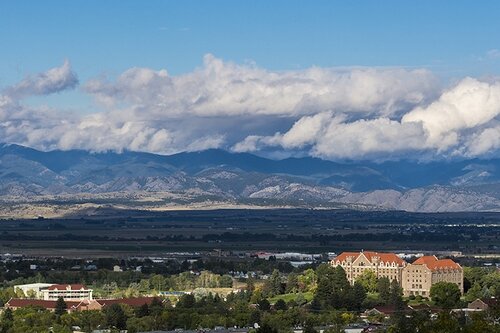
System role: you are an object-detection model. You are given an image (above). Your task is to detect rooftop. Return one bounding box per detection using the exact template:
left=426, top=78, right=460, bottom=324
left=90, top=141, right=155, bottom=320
left=412, top=256, right=461, bottom=271
left=335, top=251, right=406, bottom=266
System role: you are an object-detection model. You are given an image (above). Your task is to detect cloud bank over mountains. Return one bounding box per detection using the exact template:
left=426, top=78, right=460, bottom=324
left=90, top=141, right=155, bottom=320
left=1, top=55, right=500, bottom=160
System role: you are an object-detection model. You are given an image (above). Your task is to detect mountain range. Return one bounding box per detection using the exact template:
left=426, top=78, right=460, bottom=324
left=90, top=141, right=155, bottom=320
left=1, top=143, right=500, bottom=212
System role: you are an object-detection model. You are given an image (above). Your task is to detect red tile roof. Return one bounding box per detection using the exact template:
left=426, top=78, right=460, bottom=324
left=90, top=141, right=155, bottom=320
left=96, top=297, right=160, bottom=307
left=413, top=256, right=461, bottom=271
left=46, top=284, right=88, bottom=291
left=335, top=251, right=406, bottom=266
left=6, top=298, right=83, bottom=310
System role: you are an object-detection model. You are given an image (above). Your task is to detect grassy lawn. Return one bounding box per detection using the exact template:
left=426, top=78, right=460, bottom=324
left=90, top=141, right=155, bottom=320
left=268, top=291, right=314, bottom=304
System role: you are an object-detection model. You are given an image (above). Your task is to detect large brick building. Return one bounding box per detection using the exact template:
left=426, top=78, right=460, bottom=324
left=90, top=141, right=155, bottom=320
left=331, top=252, right=463, bottom=298
left=401, top=255, right=463, bottom=297
left=331, top=251, right=407, bottom=284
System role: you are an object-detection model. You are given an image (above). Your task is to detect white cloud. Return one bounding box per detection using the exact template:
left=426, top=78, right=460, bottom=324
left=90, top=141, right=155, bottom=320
left=235, top=78, right=500, bottom=159
left=84, top=54, right=439, bottom=118
left=6, top=60, right=78, bottom=98
left=402, top=77, right=500, bottom=150
left=466, top=125, right=500, bottom=156
left=2, top=56, right=500, bottom=160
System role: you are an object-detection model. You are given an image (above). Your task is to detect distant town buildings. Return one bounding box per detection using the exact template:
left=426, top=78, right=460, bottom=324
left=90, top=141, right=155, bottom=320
left=331, top=251, right=463, bottom=296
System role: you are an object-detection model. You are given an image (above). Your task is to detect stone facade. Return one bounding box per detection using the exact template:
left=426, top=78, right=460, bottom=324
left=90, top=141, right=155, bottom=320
left=401, top=255, right=463, bottom=297
left=330, top=251, right=406, bottom=284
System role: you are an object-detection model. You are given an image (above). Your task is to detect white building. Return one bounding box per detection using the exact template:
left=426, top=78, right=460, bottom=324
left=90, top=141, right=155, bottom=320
left=41, top=284, right=93, bottom=301
left=14, top=283, right=93, bottom=301
left=14, top=283, right=54, bottom=298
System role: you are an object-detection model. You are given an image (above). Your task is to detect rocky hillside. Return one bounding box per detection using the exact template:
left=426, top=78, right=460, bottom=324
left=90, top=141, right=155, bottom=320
left=1, top=143, right=500, bottom=212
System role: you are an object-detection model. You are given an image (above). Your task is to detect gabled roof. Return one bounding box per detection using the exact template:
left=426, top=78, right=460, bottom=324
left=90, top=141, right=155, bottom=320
left=96, top=297, right=160, bottom=307
left=335, top=251, right=406, bottom=266
left=470, top=298, right=498, bottom=307
left=412, top=256, right=461, bottom=271
left=365, top=305, right=411, bottom=315
left=46, top=284, right=88, bottom=291
left=5, top=298, right=83, bottom=310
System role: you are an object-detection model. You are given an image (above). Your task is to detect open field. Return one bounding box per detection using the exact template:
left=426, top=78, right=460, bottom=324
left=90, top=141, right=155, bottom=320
left=0, top=209, right=498, bottom=258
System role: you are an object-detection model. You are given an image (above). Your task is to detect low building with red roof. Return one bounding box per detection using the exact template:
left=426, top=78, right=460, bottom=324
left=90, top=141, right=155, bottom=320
left=4, top=298, right=101, bottom=312
left=402, top=255, right=463, bottom=297
left=4, top=297, right=163, bottom=312
left=95, top=297, right=161, bottom=308
left=331, top=251, right=407, bottom=285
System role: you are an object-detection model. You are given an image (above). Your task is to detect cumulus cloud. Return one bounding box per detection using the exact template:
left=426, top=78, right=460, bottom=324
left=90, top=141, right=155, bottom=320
left=84, top=54, right=439, bottom=118
left=2, top=56, right=500, bottom=160
left=235, top=78, right=500, bottom=159
left=402, top=78, right=500, bottom=150
left=6, top=60, right=78, bottom=98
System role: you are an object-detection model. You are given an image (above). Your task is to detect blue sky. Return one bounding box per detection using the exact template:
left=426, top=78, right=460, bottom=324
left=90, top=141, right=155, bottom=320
left=1, top=1, right=499, bottom=82
left=0, top=1, right=500, bottom=159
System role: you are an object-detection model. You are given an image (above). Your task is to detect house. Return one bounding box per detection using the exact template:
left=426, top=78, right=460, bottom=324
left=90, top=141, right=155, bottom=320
left=42, top=284, right=93, bottom=301
left=402, top=256, right=463, bottom=297
left=331, top=251, right=406, bottom=284
left=468, top=298, right=498, bottom=311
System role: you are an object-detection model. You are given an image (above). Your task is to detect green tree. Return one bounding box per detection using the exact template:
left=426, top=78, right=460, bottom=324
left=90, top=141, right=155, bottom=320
left=177, top=293, right=196, bottom=308
left=258, top=298, right=271, bottom=311
left=286, top=272, right=299, bottom=293
left=263, top=269, right=283, bottom=297
left=465, top=282, right=483, bottom=302
left=0, top=308, right=13, bottom=333
left=55, top=297, right=67, bottom=316
left=104, top=303, right=128, bottom=330
left=219, top=275, right=233, bottom=288
left=352, top=281, right=367, bottom=310
left=274, top=299, right=287, bottom=311
left=429, top=312, right=460, bottom=333
left=430, top=282, right=461, bottom=309
left=356, top=270, right=378, bottom=293
left=256, top=323, right=278, bottom=333
left=377, top=277, right=391, bottom=303
left=389, top=279, right=404, bottom=309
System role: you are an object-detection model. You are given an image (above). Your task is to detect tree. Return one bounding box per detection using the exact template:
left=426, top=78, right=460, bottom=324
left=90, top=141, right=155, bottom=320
left=356, top=270, right=378, bottom=293
left=263, top=269, right=283, bottom=297
left=303, top=322, right=318, bottom=333
left=246, top=277, right=255, bottom=292
left=286, top=272, right=299, bottom=293
left=150, top=274, right=167, bottom=291
left=352, top=281, right=367, bottom=310
left=258, top=298, right=271, bottom=311
left=55, top=297, right=67, bottom=316
left=256, top=323, right=278, bottom=333
left=389, top=279, right=404, bottom=309
left=219, top=275, right=233, bottom=288
left=136, top=303, right=149, bottom=317
left=377, top=277, right=391, bottom=303
left=0, top=308, right=13, bottom=333
left=465, top=282, right=483, bottom=302
left=274, top=299, right=287, bottom=311
left=430, top=282, right=461, bottom=309
left=177, top=293, right=196, bottom=308
left=105, top=303, right=128, bottom=330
